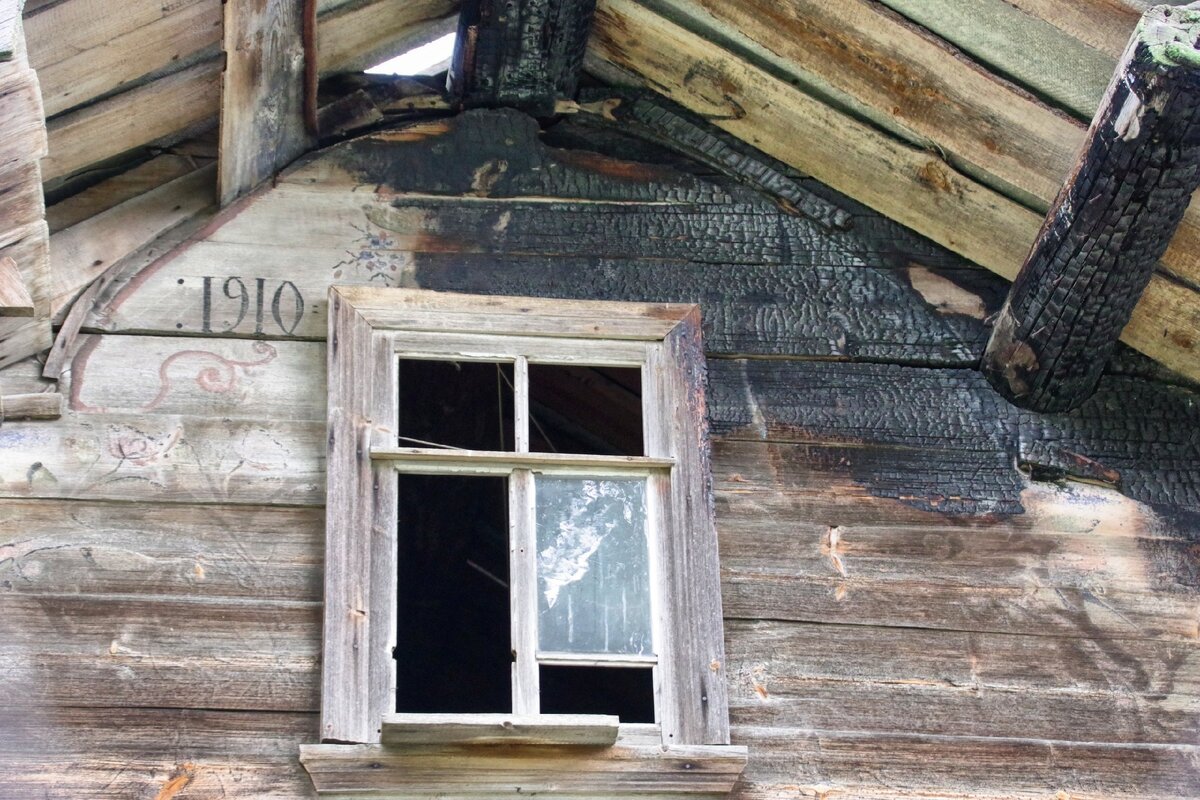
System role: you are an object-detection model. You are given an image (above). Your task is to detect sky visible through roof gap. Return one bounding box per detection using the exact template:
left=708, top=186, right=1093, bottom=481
left=366, top=32, right=456, bottom=76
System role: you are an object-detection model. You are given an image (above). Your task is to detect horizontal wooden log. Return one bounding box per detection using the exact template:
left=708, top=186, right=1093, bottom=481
left=734, top=726, right=1200, bottom=800
left=875, top=0, right=1115, bottom=118
left=0, top=410, right=324, bottom=505
left=49, top=162, right=216, bottom=318
left=0, top=593, right=319, bottom=710
left=1004, top=0, right=1145, bottom=57
left=724, top=620, right=1200, bottom=744
left=46, top=152, right=212, bottom=233
left=0, top=498, right=323, bottom=600
left=708, top=359, right=1200, bottom=512
left=0, top=707, right=316, bottom=799
left=61, top=333, right=326, bottom=420
left=587, top=0, right=1200, bottom=383
left=42, top=57, right=222, bottom=183
left=26, top=0, right=221, bottom=117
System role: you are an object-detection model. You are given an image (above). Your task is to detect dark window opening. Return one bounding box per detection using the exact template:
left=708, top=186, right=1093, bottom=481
left=539, top=665, right=656, bottom=723
left=398, top=359, right=513, bottom=450
left=396, top=474, right=511, bottom=713
left=528, top=365, right=642, bottom=456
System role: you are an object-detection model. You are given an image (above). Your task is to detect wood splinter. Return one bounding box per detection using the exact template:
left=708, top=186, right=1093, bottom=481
left=982, top=3, right=1200, bottom=412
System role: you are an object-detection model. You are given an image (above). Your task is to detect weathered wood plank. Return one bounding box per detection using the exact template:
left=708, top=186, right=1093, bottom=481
left=0, top=410, right=324, bottom=505
left=28, top=0, right=221, bottom=117
left=0, top=707, right=316, bottom=799
left=734, top=726, right=1200, bottom=800
left=713, top=440, right=1200, bottom=642
left=301, top=737, right=747, bottom=796
left=587, top=0, right=1200, bottom=382
left=42, top=57, right=222, bottom=183
left=0, top=162, right=45, bottom=235
left=61, top=333, right=325, bottom=419
left=321, top=288, right=397, bottom=743
left=49, top=162, right=216, bottom=318
left=0, top=0, right=18, bottom=62
left=0, top=498, right=323, bottom=600
left=0, top=66, right=46, bottom=174
left=874, top=0, right=1115, bottom=118
left=219, top=0, right=311, bottom=206
left=46, top=152, right=212, bottom=233
left=381, top=713, right=620, bottom=746
left=646, top=309, right=731, bottom=745
left=725, top=620, right=1200, bottom=744
left=0, top=593, right=319, bottom=710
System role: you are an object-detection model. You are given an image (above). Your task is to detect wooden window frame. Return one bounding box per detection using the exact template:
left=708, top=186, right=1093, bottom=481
left=303, top=286, right=744, bottom=797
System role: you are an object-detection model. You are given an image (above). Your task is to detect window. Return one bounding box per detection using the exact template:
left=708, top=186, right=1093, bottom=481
left=302, top=287, right=745, bottom=797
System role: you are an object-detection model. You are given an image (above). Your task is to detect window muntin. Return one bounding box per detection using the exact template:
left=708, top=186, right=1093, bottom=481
left=385, top=340, right=666, bottom=718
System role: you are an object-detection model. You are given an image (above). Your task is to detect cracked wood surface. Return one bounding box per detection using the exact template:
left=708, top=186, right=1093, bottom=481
left=586, top=0, right=1200, bottom=384
left=1, top=107, right=1198, bottom=798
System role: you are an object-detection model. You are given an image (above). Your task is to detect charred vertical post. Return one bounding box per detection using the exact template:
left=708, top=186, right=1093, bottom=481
left=982, top=4, right=1200, bottom=412
left=448, top=0, right=597, bottom=115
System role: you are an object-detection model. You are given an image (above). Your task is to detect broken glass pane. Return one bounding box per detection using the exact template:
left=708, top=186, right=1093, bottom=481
left=535, top=477, right=652, bottom=656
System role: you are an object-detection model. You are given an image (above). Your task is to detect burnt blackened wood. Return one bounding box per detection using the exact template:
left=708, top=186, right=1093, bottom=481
left=448, top=0, right=596, bottom=115
left=575, top=89, right=852, bottom=230
left=708, top=359, right=1200, bottom=513
left=983, top=4, right=1200, bottom=412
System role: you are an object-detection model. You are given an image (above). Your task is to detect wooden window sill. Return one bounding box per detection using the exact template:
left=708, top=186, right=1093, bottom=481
left=300, top=723, right=748, bottom=798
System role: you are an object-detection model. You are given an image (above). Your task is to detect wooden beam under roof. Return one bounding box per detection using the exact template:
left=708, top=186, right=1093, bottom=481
left=218, top=0, right=313, bottom=206
left=586, top=0, right=1200, bottom=384
left=982, top=3, right=1200, bottom=411
left=449, top=0, right=596, bottom=115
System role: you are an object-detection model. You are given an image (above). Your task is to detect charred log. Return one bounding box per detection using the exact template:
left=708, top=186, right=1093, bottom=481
left=448, top=0, right=596, bottom=115
left=982, top=3, right=1200, bottom=412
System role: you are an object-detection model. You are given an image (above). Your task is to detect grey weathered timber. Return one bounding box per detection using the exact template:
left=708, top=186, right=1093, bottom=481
left=645, top=309, right=731, bottom=745
left=321, top=288, right=397, bottom=743
left=381, top=713, right=620, bottom=746
left=219, top=0, right=312, bottom=206
left=983, top=4, right=1200, bottom=411
left=449, top=0, right=596, bottom=115
left=0, top=498, right=323, bottom=599
left=736, top=727, right=1200, bottom=800
left=301, top=734, right=747, bottom=797
left=0, top=707, right=317, bottom=799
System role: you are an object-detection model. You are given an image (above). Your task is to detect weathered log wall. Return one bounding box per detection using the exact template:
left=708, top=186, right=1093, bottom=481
left=1, top=109, right=1198, bottom=798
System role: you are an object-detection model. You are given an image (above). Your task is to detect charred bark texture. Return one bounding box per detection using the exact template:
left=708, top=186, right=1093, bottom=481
left=983, top=4, right=1200, bottom=412
left=574, top=89, right=853, bottom=230
left=449, top=0, right=596, bottom=115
